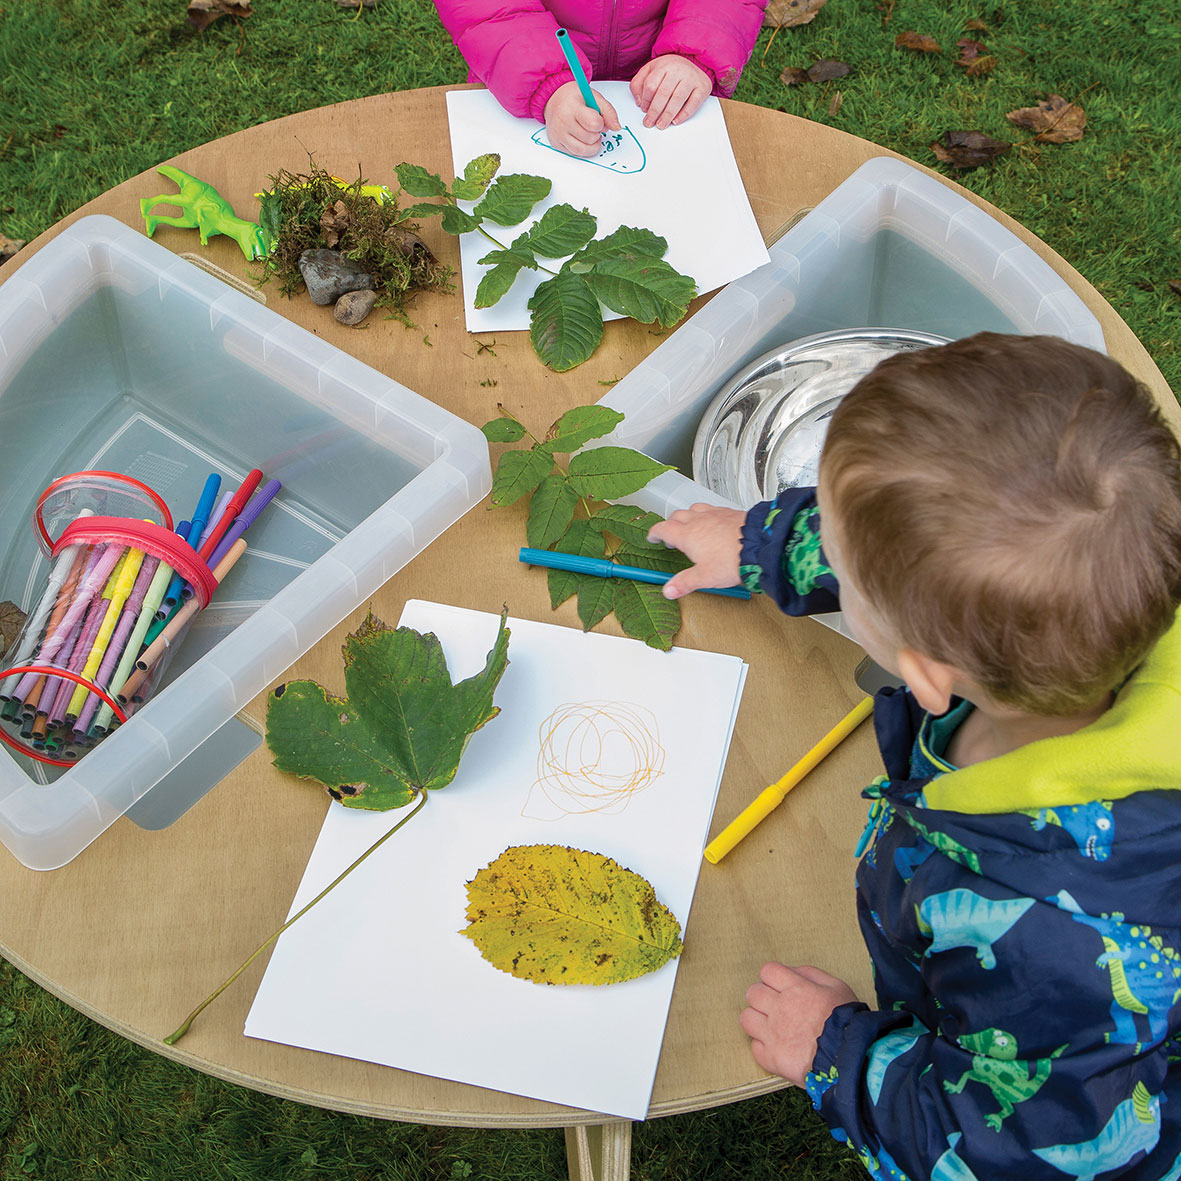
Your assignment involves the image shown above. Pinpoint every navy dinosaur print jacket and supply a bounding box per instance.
[739,485,1181,1181]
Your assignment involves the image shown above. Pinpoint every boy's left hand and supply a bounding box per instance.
[740,962,860,1086]
[630,54,711,129]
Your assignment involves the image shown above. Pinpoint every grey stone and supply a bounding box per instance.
[298,248,375,306]
[334,288,378,326]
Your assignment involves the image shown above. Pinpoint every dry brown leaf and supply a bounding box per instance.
[1006,95,1086,144]
[1169,280,1181,300]
[895,30,942,53]
[0,600,27,652]
[829,90,844,117]
[965,17,989,31]
[0,234,25,265]
[960,54,996,76]
[956,38,988,60]
[187,0,252,32]
[764,0,829,28]
[320,200,350,249]
[780,65,811,86]
[807,59,851,83]
[931,130,1012,169]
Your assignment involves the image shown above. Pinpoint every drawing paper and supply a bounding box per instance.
[445,84,770,333]
[245,601,748,1118]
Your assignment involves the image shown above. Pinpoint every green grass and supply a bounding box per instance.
[1,1,1179,1177]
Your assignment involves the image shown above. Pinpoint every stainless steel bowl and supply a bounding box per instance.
[691,327,950,504]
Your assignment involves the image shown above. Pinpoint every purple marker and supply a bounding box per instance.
[208,478,282,570]
[46,590,109,728]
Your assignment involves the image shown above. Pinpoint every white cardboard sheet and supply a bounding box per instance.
[445,85,770,333]
[245,601,748,1118]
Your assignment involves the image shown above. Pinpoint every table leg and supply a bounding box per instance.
[564,1121,632,1181]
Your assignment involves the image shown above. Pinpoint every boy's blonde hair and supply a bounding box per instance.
[820,332,1181,714]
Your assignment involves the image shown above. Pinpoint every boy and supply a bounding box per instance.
[649,333,1181,1179]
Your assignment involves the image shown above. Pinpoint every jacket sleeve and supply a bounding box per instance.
[805,870,1177,1179]
[652,0,768,96]
[738,486,841,615]
[432,0,586,121]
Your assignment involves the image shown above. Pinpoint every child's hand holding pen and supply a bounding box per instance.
[544,81,621,156]
[630,54,712,128]
[647,503,747,599]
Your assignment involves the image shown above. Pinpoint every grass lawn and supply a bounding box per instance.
[1,1,1179,1178]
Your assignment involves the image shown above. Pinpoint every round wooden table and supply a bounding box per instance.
[1,86,1176,1181]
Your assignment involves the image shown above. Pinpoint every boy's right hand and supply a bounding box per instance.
[544,82,620,157]
[647,504,746,599]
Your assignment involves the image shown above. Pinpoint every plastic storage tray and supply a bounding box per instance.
[0,216,490,869]
[599,156,1105,518]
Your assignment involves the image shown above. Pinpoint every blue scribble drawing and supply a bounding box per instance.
[916,889,1034,969]
[866,1017,925,1104]
[931,1133,980,1181]
[1025,801,1114,860]
[1033,1080,1161,1179]
[531,125,647,173]
[1050,890,1181,1049]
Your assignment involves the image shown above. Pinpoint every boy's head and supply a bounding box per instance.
[817,332,1181,716]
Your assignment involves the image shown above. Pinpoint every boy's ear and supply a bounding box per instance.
[897,647,959,716]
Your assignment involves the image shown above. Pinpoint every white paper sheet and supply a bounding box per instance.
[245,601,748,1119]
[445,85,770,333]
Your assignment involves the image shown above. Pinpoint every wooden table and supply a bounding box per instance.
[1,87,1176,1181]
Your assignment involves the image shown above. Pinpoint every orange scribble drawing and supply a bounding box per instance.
[523,701,666,821]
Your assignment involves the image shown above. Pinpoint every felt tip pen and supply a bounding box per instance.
[555,28,600,113]
[519,547,750,600]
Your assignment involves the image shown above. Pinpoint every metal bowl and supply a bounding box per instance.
[691,327,950,504]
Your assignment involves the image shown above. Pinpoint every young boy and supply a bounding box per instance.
[649,333,1181,1180]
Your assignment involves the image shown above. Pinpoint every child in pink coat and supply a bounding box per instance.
[433,0,767,156]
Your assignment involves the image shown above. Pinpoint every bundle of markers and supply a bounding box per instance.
[0,468,280,767]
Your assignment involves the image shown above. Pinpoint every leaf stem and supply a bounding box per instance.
[163,789,431,1046]
[473,222,559,277]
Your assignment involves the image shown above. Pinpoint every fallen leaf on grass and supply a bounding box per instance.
[895,30,942,53]
[764,0,829,27]
[780,65,811,86]
[807,59,850,82]
[931,130,1012,169]
[828,90,844,117]
[965,17,989,31]
[187,0,251,32]
[1006,95,1086,143]
[0,234,25,265]
[1169,280,1181,300]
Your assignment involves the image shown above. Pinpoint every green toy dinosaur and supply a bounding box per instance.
[140,165,267,261]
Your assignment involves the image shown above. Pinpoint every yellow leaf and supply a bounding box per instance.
[461,845,683,986]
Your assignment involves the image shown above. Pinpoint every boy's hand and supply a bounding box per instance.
[647,504,746,599]
[544,82,621,157]
[740,962,859,1086]
[630,54,711,128]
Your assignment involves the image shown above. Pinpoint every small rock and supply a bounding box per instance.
[334,289,378,326]
[299,248,375,306]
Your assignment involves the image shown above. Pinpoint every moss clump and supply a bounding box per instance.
[256,161,452,315]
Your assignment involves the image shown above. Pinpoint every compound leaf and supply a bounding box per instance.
[612,579,681,651]
[489,446,554,507]
[461,844,683,985]
[526,474,579,549]
[567,446,673,500]
[525,204,597,258]
[583,254,696,327]
[529,273,604,373]
[395,163,449,198]
[265,610,510,808]
[450,153,501,201]
[543,404,624,453]
[475,174,553,226]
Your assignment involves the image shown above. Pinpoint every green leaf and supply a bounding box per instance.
[526,474,579,549]
[525,204,597,258]
[613,541,692,577]
[395,163,448,198]
[543,404,624,453]
[440,204,483,235]
[489,446,554,507]
[475,262,525,309]
[613,580,681,651]
[590,504,665,547]
[567,447,674,500]
[462,844,683,985]
[546,519,604,608]
[528,273,604,372]
[449,153,501,201]
[264,610,511,807]
[481,416,527,443]
[474,174,553,227]
[400,200,446,220]
[477,230,537,270]
[577,576,616,631]
[566,225,669,268]
[583,254,697,327]
[257,188,282,253]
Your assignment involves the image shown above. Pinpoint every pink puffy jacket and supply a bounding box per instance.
[434,0,768,122]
